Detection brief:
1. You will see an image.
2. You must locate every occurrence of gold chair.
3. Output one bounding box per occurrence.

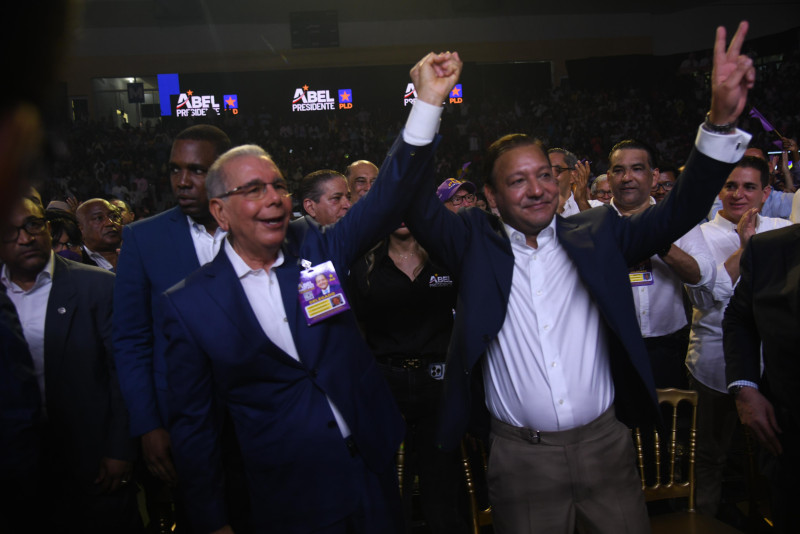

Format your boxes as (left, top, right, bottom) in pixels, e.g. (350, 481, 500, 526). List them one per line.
(460, 436, 492, 534)
(635, 387, 743, 533)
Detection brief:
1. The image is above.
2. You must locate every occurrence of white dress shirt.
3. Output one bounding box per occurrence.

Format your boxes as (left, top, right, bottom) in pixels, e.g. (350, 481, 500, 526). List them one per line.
(561, 193, 580, 217)
(686, 213, 792, 392)
(83, 245, 115, 271)
(188, 216, 227, 266)
(481, 124, 749, 431)
(223, 239, 351, 437)
(611, 197, 716, 338)
(2, 252, 55, 405)
(483, 219, 615, 431)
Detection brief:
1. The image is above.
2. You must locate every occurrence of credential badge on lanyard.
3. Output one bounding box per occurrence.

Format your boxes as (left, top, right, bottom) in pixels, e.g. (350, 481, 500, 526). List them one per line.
(297, 259, 350, 325)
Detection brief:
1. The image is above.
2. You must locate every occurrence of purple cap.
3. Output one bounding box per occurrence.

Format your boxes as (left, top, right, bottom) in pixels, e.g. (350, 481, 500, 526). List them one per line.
(436, 178, 476, 203)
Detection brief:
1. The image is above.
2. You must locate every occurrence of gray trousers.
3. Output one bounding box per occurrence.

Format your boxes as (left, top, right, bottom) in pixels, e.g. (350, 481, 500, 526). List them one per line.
(487, 407, 650, 534)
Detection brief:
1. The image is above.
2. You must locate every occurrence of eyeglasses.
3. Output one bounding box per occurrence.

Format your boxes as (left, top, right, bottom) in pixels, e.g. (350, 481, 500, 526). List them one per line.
(88, 210, 123, 225)
(217, 180, 292, 200)
(450, 193, 476, 206)
(2, 217, 47, 242)
(652, 182, 675, 192)
(552, 166, 575, 176)
(595, 190, 613, 197)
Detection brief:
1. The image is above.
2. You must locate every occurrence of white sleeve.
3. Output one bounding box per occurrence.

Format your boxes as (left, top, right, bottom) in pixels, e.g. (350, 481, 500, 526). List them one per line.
(402, 100, 443, 146)
(694, 125, 751, 164)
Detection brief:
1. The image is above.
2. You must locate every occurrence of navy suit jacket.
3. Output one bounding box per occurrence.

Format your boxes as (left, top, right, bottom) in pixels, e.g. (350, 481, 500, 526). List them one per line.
(161, 134, 435, 532)
(45, 256, 135, 480)
(0, 291, 41, 488)
(407, 147, 737, 450)
(113, 206, 201, 436)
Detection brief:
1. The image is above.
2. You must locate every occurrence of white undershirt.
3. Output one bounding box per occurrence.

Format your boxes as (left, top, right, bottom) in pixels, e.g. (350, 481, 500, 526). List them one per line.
(223, 239, 351, 437)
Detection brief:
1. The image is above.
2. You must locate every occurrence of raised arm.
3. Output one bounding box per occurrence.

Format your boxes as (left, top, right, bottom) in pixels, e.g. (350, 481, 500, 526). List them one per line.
(709, 21, 755, 126)
(328, 52, 463, 267)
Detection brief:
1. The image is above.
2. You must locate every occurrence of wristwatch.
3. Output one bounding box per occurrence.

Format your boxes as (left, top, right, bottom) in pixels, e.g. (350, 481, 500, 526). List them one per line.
(703, 112, 737, 134)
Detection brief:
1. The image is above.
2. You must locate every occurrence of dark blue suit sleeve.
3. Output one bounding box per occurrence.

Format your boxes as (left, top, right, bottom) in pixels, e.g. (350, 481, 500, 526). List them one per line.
(113, 223, 162, 437)
(161, 290, 227, 531)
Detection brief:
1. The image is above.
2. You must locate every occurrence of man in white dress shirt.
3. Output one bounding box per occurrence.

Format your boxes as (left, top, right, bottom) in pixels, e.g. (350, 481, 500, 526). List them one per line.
(686, 155, 792, 516)
(608, 139, 715, 388)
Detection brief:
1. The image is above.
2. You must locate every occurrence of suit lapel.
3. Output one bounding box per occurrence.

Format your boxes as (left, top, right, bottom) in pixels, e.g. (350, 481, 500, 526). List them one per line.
(556, 216, 630, 337)
(486, 214, 514, 303)
(202, 249, 302, 368)
(44, 257, 77, 388)
(168, 207, 202, 274)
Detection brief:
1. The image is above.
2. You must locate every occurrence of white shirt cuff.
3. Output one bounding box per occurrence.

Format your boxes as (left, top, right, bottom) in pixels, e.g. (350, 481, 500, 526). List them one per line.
(402, 99, 442, 146)
(727, 380, 759, 392)
(694, 125, 751, 164)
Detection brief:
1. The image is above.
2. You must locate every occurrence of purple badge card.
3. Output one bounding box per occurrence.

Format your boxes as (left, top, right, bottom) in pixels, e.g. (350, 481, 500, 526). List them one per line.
(297, 260, 350, 325)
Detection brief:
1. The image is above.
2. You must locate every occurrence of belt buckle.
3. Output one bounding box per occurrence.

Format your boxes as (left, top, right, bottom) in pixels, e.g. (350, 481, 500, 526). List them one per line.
(403, 358, 422, 369)
(528, 429, 541, 444)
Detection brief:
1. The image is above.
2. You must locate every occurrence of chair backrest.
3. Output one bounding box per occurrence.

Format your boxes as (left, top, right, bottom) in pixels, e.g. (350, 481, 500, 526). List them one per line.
(634, 387, 698, 510)
(461, 436, 492, 534)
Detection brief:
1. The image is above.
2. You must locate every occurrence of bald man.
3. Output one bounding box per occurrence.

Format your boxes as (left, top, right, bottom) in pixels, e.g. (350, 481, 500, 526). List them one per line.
(76, 199, 122, 271)
(345, 160, 379, 204)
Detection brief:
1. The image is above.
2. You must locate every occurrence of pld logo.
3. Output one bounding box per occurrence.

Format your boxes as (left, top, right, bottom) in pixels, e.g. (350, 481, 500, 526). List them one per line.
(223, 95, 239, 115)
(175, 90, 220, 117)
(292, 84, 336, 112)
(449, 84, 463, 104)
(338, 89, 353, 109)
(404, 83, 417, 106)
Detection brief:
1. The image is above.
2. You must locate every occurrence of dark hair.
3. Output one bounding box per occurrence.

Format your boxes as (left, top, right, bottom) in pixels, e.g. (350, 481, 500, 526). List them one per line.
(174, 125, 232, 158)
(297, 170, 346, 214)
(658, 162, 679, 179)
(47, 212, 82, 247)
(609, 139, 658, 169)
(548, 148, 578, 168)
(744, 141, 767, 159)
(734, 155, 770, 188)
(483, 134, 547, 188)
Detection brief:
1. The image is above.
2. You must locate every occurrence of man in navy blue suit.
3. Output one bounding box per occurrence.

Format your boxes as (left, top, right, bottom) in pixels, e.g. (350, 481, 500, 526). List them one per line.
(112, 125, 231, 526)
(161, 52, 462, 533)
(406, 22, 755, 534)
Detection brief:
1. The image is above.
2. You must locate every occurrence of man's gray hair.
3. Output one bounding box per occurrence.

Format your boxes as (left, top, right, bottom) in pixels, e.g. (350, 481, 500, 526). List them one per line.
(206, 144, 272, 199)
(548, 148, 578, 169)
(590, 174, 608, 195)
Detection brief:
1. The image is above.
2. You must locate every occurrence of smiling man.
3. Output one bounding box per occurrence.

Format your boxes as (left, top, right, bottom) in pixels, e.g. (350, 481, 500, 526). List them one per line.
(406, 22, 754, 533)
(160, 51, 462, 534)
(607, 140, 715, 390)
(112, 125, 231, 531)
(686, 156, 791, 517)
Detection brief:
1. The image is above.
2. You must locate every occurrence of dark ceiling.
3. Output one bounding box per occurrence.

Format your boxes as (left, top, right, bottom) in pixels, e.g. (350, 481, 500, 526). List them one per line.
(81, 0, 729, 28)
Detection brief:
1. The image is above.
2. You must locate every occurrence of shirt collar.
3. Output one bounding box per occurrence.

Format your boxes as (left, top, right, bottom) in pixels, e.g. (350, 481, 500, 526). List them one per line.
(224, 238, 284, 279)
(609, 196, 656, 216)
(1, 250, 55, 293)
(187, 215, 226, 238)
(503, 216, 557, 250)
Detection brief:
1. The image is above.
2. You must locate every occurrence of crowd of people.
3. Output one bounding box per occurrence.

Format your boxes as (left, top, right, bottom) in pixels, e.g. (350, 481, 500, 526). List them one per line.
(3, 13, 800, 534)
